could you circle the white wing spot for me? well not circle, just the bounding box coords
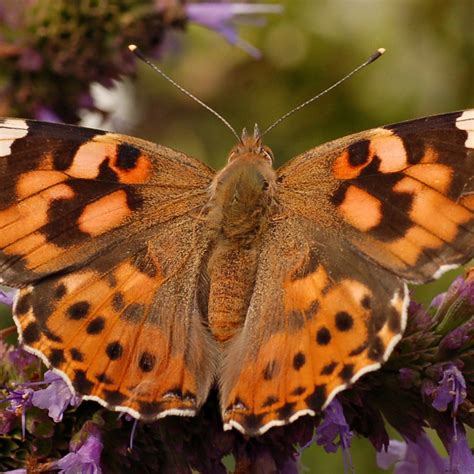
[433,263,459,279]
[456,110,474,149]
[0,119,29,157]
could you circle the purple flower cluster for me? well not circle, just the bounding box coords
[1,271,473,470]
[377,433,447,473]
[372,275,474,472]
[1,385,33,438]
[378,423,474,474]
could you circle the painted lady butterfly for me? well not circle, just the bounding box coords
[0,109,473,435]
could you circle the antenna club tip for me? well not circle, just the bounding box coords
[367,48,386,64]
[128,44,137,52]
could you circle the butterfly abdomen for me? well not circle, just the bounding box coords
[207,244,258,342]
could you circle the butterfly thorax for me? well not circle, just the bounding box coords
[206,137,278,342]
[206,138,277,246]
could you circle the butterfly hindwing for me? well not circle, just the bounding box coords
[0,118,218,418]
[15,236,217,419]
[220,218,407,435]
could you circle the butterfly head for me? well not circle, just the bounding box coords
[227,124,274,164]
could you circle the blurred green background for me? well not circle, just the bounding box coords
[1,0,473,471]
[130,1,473,471]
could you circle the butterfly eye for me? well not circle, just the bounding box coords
[261,146,274,162]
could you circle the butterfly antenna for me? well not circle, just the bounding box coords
[259,48,386,140]
[128,44,240,142]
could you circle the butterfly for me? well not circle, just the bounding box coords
[0,110,473,436]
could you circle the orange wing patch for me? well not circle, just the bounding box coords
[67,136,152,184]
[333,129,409,180]
[0,183,75,270]
[338,185,382,232]
[404,163,453,194]
[77,190,132,237]
[384,226,445,267]
[394,176,471,242]
[460,194,474,211]
[66,141,116,179]
[283,264,329,314]
[16,170,68,199]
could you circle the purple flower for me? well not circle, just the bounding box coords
[446,276,474,304]
[436,421,474,474]
[448,427,474,473]
[0,408,17,434]
[8,346,38,372]
[2,386,33,438]
[457,278,474,304]
[439,319,474,351]
[316,398,353,472]
[4,387,33,413]
[433,276,474,333]
[376,439,408,470]
[34,106,62,123]
[0,288,16,306]
[398,368,418,389]
[186,2,283,58]
[31,370,79,422]
[430,364,466,414]
[376,433,447,473]
[406,301,432,331]
[431,293,446,309]
[431,276,466,309]
[52,422,103,473]
[448,425,474,474]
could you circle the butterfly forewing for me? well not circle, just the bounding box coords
[277,110,474,283]
[0,118,214,284]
